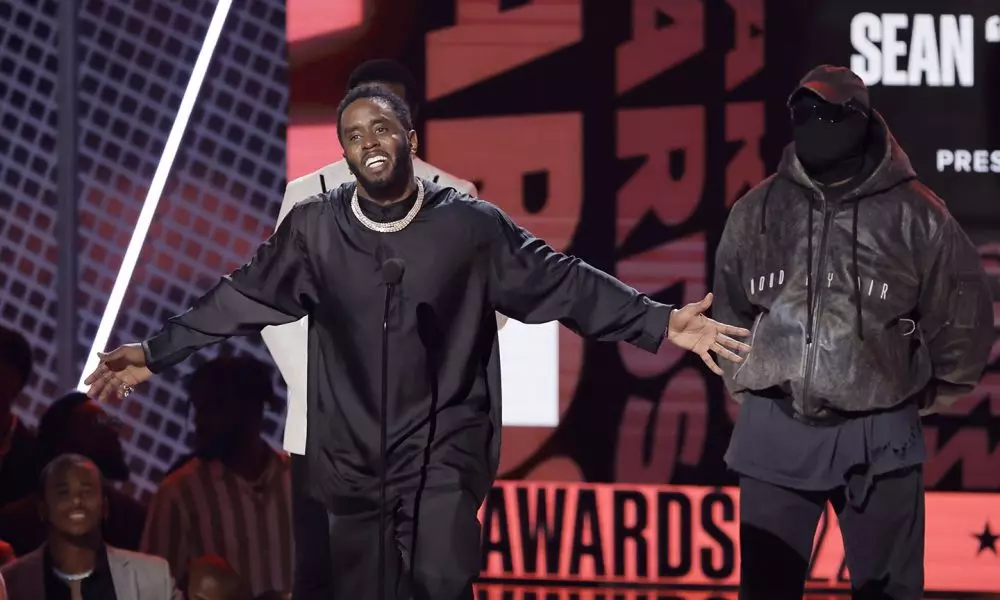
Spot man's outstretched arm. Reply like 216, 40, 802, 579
84, 204, 319, 402
259, 172, 332, 453
486, 204, 750, 373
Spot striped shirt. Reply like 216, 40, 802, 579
140, 451, 293, 596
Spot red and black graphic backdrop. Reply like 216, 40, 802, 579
289, 0, 1000, 492
0, 0, 996, 504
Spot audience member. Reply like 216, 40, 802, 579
0, 392, 147, 555
185, 555, 251, 600
141, 357, 292, 597
0, 454, 180, 599
0, 326, 41, 506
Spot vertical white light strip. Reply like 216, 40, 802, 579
77, 0, 234, 391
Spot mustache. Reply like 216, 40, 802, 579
347, 143, 411, 173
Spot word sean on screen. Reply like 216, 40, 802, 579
850, 12, 978, 87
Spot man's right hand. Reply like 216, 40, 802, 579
83, 343, 154, 403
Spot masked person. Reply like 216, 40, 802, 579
714, 65, 993, 599
85, 83, 751, 600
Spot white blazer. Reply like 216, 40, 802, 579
262, 158, 498, 454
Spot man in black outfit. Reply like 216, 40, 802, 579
714, 65, 993, 599
84, 83, 752, 600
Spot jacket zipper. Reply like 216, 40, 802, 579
801, 199, 836, 409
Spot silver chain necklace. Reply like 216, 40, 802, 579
53, 566, 94, 581
351, 178, 424, 233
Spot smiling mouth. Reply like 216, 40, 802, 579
67, 510, 88, 522
364, 154, 389, 172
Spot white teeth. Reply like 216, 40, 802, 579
365, 155, 388, 168
69, 512, 86, 521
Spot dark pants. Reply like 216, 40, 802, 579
739, 465, 924, 600
291, 454, 334, 600
291, 452, 480, 600
327, 486, 481, 600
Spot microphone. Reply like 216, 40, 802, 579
378, 257, 404, 600
382, 257, 405, 286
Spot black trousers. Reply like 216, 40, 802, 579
327, 485, 481, 600
291, 454, 480, 600
739, 465, 924, 600
291, 453, 334, 600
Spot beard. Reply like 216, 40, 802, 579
346, 142, 411, 198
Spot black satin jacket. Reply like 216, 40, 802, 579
714, 112, 993, 421
142, 180, 672, 510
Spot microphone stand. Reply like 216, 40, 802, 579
379, 281, 392, 600
378, 258, 403, 600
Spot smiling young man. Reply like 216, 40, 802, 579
0, 454, 178, 599
84, 84, 751, 600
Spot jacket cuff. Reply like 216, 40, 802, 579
635, 299, 673, 353
142, 333, 169, 374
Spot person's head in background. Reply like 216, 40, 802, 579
37, 392, 130, 482
187, 356, 280, 466
185, 555, 251, 600
0, 540, 13, 567
347, 59, 420, 121
0, 326, 32, 428
38, 454, 107, 547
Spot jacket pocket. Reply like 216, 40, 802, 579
953, 275, 985, 329
857, 318, 922, 407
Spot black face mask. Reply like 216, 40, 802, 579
791, 94, 869, 184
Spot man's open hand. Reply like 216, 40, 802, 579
667, 293, 752, 375
83, 343, 153, 403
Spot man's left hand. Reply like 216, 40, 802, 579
667, 293, 752, 375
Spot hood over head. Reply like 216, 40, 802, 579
787, 65, 874, 185
779, 65, 915, 198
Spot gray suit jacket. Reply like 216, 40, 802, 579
0, 545, 180, 600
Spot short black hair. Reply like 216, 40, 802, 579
38, 452, 104, 496
0, 325, 33, 391
347, 59, 418, 113
186, 355, 281, 412
336, 83, 414, 142
37, 391, 91, 461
